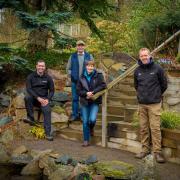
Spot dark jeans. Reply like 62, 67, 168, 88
24, 95, 51, 136
71, 82, 80, 118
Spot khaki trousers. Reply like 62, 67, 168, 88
138, 102, 162, 153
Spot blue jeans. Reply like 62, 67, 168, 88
81, 103, 99, 141
71, 82, 80, 118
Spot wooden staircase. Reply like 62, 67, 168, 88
58, 72, 141, 153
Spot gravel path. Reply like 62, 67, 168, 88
13, 135, 180, 180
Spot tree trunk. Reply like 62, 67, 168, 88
178, 37, 180, 56
27, 28, 49, 54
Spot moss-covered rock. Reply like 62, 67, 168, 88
90, 161, 136, 179
52, 105, 65, 114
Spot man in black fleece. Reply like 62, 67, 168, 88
134, 48, 167, 163
24, 60, 54, 141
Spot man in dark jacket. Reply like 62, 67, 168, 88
134, 48, 167, 163
66, 40, 93, 121
24, 60, 54, 141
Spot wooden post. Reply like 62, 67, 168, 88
102, 91, 107, 147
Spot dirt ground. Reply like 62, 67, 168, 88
12, 135, 180, 180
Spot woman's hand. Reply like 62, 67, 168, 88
86, 91, 94, 99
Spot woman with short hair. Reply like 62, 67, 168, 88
77, 60, 106, 146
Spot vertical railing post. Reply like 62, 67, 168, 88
102, 91, 107, 147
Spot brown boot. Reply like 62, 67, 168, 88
154, 152, 165, 163
135, 152, 150, 159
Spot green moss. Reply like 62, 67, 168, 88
90, 161, 135, 178
52, 105, 65, 114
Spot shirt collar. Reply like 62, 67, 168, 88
77, 51, 85, 55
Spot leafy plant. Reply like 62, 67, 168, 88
132, 110, 180, 130
29, 126, 45, 139
161, 111, 180, 130
132, 111, 140, 128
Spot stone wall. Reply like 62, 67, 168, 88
163, 70, 180, 112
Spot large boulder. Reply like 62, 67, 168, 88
55, 154, 74, 165
39, 154, 58, 176
13, 93, 25, 109
30, 149, 53, 159
70, 163, 89, 179
0, 143, 10, 163
52, 92, 70, 103
84, 155, 98, 165
0, 128, 14, 144
12, 145, 28, 155
21, 158, 42, 176
11, 154, 33, 165
52, 106, 65, 114
49, 165, 74, 180
0, 116, 13, 127
51, 112, 69, 124
0, 93, 10, 107
91, 161, 136, 179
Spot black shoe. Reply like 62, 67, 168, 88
45, 135, 53, 141
69, 116, 80, 122
23, 118, 37, 126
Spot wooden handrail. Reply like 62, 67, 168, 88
98, 30, 180, 147
92, 63, 138, 100
93, 30, 180, 101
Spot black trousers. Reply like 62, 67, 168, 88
24, 95, 51, 136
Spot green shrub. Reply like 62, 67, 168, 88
161, 111, 180, 130
176, 54, 180, 64
132, 110, 180, 130
17, 49, 71, 69
132, 111, 140, 128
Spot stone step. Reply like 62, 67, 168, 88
97, 113, 125, 122
108, 129, 140, 141
108, 89, 136, 97
58, 128, 102, 145
118, 80, 134, 86
108, 96, 137, 106
107, 140, 141, 154
113, 83, 134, 90
99, 105, 137, 121
99, 105, 125, 115
68, 121, 102, 131
108, 121, 138, 133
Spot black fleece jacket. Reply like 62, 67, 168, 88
77, 70, 106, 106
26, 71, 54, 100
134, 59, 167, 104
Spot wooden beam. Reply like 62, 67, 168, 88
151, 30, 180, 55
101, 91, 107, 147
